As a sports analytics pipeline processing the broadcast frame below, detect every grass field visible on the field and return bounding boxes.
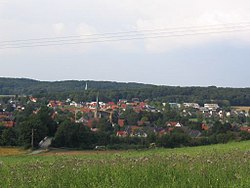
[0,141,250,187]
[0,147,27,156]
[232,106,250,112]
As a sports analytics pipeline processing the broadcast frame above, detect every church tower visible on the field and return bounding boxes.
[94,94,100,119]
[85,82,88,91]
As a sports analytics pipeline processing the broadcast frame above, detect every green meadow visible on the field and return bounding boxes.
[0,141,250,188]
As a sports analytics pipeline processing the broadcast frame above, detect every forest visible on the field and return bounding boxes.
[0,77,250,106]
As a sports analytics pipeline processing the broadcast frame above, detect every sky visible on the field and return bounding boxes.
[0,0,250,87]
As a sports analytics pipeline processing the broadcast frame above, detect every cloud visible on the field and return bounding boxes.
[76,22,97,36]
[1,0,250,54]
[135,18,250,53]
[0,0,8,3]
[75,22,139,53]
[0,0,250,86]
[0,0,7,12]
[52,23,65,35]
[130,0,250,53]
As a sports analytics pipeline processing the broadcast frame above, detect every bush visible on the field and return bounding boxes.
[239,131,250,140]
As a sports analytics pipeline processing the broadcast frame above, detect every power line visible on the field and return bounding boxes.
[1,28,249,49]
[1,23,250,47]
[0,22,250,49]
[1,21,250,44]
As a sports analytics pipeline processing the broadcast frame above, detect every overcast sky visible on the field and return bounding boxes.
[0,0,250,87]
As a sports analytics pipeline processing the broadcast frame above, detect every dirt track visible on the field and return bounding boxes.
[38,149,126,156]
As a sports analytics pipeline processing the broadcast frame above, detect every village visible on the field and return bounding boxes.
[1,95,250,143]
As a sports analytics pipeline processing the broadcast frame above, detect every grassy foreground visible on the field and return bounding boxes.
[0,141,250,188]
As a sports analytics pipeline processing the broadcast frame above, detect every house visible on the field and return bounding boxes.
[167,127,175,133]
[116,131,128,137]
[47,100,64,108]
[199,107,209,113]
[111,105,119,110]
[240,127,250,133]
[201,124,209,131]
[91,128,99,132]
[1,121,15,128]
[75,117,88,124]
[118,119,125,127]
[204,104,219,111]
[66,98,71,103]
[29,97,37,103]
[226,112,231,117]
[108,102,115,105]
[169,103,181,108]
[132,98,140,102]
[181,126,201,138]
[144,105,160,112]
[139,102,146,108]
[183,103,200,109]
[70,101,77,106]
[218,110,224,118]
[166,122,183,127]
[159,129,167,136]
[154,127,165,134]
[154,127,173,135]
[188,130,202,138]
[120,104,127,110]
[118,99,127,103]
[16,106,25,111]
[137,120,150,126]
[126,126,147,137]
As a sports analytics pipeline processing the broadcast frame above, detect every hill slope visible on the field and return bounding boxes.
[0,77,153,94]
[0,141,250,187]
[0,77,250,106]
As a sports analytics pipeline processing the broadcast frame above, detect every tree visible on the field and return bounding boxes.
[240,131,250,140]
[78,125,95,149]
[53,120,95,149]
[123,109,140,125]
[53,120,79,148]
[76,111,83,120]
[96,118,113,132]
[111,110,118,124]
[211,121,232,134]
[1,128,18,146]
[6,104,14,112]
[14,103,36,125]
[18,116,48,148]
[36,106,57,136]
[54,109,73,124]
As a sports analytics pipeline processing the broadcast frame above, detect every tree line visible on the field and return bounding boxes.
[1,78,250,106]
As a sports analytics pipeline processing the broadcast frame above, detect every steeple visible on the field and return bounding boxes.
[94,93,100,118]
[96,94,99,109]
[85,82,88,91]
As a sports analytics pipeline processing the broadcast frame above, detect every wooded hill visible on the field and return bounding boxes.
[0,77,250,106]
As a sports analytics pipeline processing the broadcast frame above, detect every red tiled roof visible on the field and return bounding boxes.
[167,122,178,127]
[118,119,125,127]
[116,131,127,137]
[202,124,209,131]
[240,127,250,133]
[1,121,15,128]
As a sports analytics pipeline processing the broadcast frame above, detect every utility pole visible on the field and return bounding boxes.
[31,128,34,150]
[75,109,77,122]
